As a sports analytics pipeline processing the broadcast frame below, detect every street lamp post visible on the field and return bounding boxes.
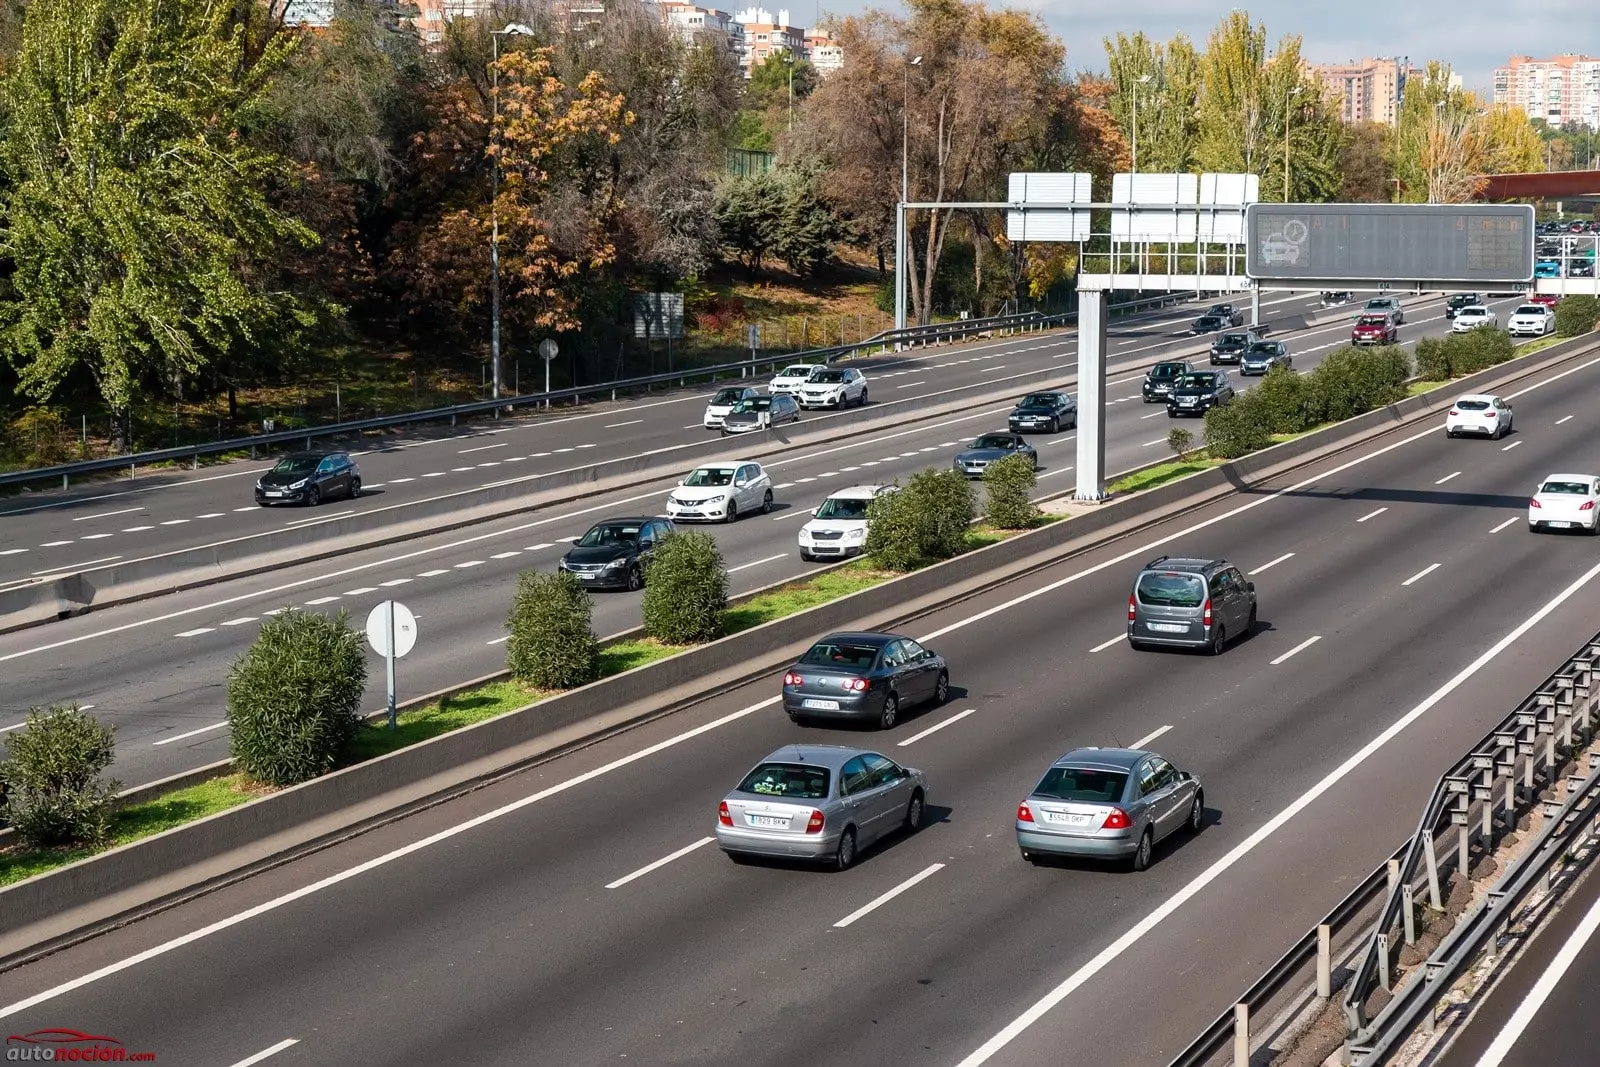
[489,23,534,406]
[1132,73,1152,174]
[894,54,922,335]
[1284,84,1302,202]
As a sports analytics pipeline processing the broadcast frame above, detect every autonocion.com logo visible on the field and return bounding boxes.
[5,1029,156,1061]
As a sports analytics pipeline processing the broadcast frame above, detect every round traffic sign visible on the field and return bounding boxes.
[538,338,559,361]
[365,600,417,659]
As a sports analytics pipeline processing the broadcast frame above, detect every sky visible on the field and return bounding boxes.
[810,0,1597,94]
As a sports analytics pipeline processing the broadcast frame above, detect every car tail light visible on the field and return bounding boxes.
[1530,498,1542,508]
[718,801,733,827]
[784,671,803,686]
[844,678,868,692]
[1449,410,1459,417]
[1016,803,1034,823]
[1101,808,1133,830]
[1583,501,1596,511]
[805,809,825,834]
[1128,594,1137,621]
[1485,411,1497,418]
[1203,599,1213,627]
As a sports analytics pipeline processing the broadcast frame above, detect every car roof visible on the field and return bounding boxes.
[692,460,758,469]
[814,631,899,646]
[1543,473,1598,482]
[585,516,667,526]
[1455,393,1500,402]
[1050,747,1151,772]
[754,744,877,772]
[777,364,815,374]
[824,484,893,500]
[282,450,338,460]
[1139,555,1226,573]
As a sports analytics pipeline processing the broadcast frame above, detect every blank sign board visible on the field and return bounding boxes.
[1111,173,1199,242]
[1245,204,1535,283]
[1006,172,1091,242]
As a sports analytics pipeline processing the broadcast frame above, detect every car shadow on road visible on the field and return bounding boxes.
[1026,808,1222,874]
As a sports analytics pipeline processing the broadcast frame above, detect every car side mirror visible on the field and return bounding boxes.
[810,506,818,515]
[1246,582,1256,594]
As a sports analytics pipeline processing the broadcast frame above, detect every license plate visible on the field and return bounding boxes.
[1552,521,1574,528]
[265,490,283,497]
[1180,400,1196,406]
[802,698,840,711]
[1148,622,1187,633]
[1044,812,1091,826]
[748,815,789,829]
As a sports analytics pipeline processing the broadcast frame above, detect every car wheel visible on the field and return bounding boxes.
[1047,417,1059,434]
[878,692,899,730]
[1131,827,1154,872]
[720,428,729,437]
[626,564,642,592]
[349,476,362,499]
[833,828,857,871]
[933,671,949,705]
[1187,790,1205,834]
[306,485,321,507]
[724,500,738,524]
[1209,624,1226,656]
[761,490,774,514]
[1445,429,1455,439]
[799,550,814,562]
[860,389,868,406]
[903,790,925,833]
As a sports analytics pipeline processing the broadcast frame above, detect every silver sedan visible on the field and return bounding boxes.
[717,744,928,870]
[1015,747,1203,871]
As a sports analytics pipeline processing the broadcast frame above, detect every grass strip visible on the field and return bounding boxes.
[1109,456,1224,495]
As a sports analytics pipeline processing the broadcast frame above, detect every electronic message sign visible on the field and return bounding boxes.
[1245,204,1534,284]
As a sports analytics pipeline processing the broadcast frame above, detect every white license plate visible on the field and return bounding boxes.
[748,815,789,829]
[802,698,840,711]
[1148,622,1187,633]
[1551,521,1574,528]
[264,490,283,497]
[1044,812,1091,826]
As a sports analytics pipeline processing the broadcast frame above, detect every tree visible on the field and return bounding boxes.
[1104,31,1202,174]
[506,570,600,689]
[641,531,728,644]
[983,452,1038,528]
[1338,121,1394,202]
[866,468,973,569]
[1387,63,1542,203]
[0,0,327,449]
[715,173,785,272]
[773,166,849,275]
[0,704,119,849]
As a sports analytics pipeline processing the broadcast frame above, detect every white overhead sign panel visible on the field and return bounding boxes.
[1111,173,1199,242]
[1197,173,1259,243]
[1006,171,1092,243]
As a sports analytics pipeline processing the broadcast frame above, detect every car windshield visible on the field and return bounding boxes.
[1218,333,1249,345]
[1357,316,1387,327]
[1247,343,1276,354]
[1150,363,1186,379]
[799,641,880,668]
[576,522,641,547]
[1017,393,1057,409]
[738,762,831,800]
[1209,306,1231,314]
[711,387,746,405]
[1032,766,1128,803]
[1453,400,1490,411]
[815,497,870,520]
[1514,306,1544,316]
[684,467,736,487]
[1177,374,1217,390]
[779,366,811,379]
[1137,571,1205,607]
[729,398,771,414]
[271,456,321,474]
[1540,481,1592,495]
[809,370,844,383]
[1366,299,1391,308]
[1195,317,1220,326]
[1459,308,1486,317]
[972,435,1015,450]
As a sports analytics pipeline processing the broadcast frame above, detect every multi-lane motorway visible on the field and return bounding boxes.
[1,322,1597,1065]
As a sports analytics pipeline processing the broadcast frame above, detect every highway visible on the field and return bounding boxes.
[0,294,1533,790]
[2,337,1598,1066]
[0,293,1325,585]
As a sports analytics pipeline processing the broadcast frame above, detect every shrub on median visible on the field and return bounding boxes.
[1415,330,1516,381]
[1249,364,1319,435]
[0,704,119,849]
[642,531,728,644]
[507,571,599,689]
[1307,345,1409,423]
[867,467,974,570]
[983,452,1038,529]
[1202,396,1271,459]
[1555,295,1600,338]
[226,608,367,786]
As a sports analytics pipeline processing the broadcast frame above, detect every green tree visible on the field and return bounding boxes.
[0,704,119,849]
[772,166,849,275]
[983,452,1038,529]
[1555,296,1600,337]
[715,172,784,273]
[0,0,327,448]
[641,531,728,644]
[506,571,600,690]
[1202,396,1271,459]
[1104,31,1202,174]
[866,468,973,570]
[1338,121,1394,202]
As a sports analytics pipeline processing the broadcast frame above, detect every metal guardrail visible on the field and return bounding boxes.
[0,293,1199,491]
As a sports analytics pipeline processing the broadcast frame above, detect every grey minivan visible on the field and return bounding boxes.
[1127,556,1256,654]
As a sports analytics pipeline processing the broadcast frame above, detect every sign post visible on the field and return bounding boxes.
[365,600,418,730]
[538,338,559,408]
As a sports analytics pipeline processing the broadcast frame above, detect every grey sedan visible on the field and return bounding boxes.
[953,432,1038,478]
[783,632,950,729]
[716,745,928,870]
[1015,747,1203,871]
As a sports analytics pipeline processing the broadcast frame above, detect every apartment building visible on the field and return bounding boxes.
[732,7,805,72]
[1494,54,1600,130]
[661,2,742,45]
[804,30,843,76]
[1307,57,1409,125]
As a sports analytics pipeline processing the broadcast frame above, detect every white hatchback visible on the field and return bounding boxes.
[798,485,896,562]
[666,461,775,523]
[703,385,760,429]
[1443,393,1513,439]
[1529,474,1600,534]
[1451,306,1497,332]
[1507,304,1555,337]
[769,364,817,396]
[797,366,868,409]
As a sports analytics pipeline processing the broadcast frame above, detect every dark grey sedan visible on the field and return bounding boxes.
[1239,341,1291,376]
[953,432,1038,478]
[783,632,950,729]
[255,451,360,506]
[1016,747,1204,871]
[721,394,801,435]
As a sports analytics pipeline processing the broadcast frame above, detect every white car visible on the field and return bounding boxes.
[665,461,774,523]
[798,485,897,562]
[769,364,818,396]
[1451,306,1497,332]
[1444,393,1513,439]
[796,366,868,409]
[1529,474,1600,534]
[703,385,760,429]
[1507,304,1556,337]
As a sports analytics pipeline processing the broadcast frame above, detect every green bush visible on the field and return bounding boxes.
[1555,295,1600,338]
[1450,328,1516,375]
[1307,346,1408,423]
[866,467,974,569]
[1414,336,1453,381]
[226,608,367,786]
[1250,364,1319,434]
[506,571,599,689]
[641,531,728,644]
[1166,427,1194,459]
[983,452,1038,529]
[0,705,119,849]
[1202,396,1272,459]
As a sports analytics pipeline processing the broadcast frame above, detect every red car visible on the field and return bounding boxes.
[1351,313,1398,345]
[1529,293,1560,309]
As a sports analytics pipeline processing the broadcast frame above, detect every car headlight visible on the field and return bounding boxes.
[604,558,628,570]
[846,527,865,539]
[290,478,308,489]
[798,528,812,542]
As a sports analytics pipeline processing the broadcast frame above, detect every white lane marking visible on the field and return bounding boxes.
[729,553,788,572]
[1270,636,1322,665]
[842,465,860,472]
[578,443,597,449]
[860,460,879,466]
[454,560,484,569]
[458,442,506,454]
[1129,724,1172,750]
[284,510,353,526]
[263,608,288,616]
[818,471,839,478]
[773,482,796,489]
[32,555,121,575]
[233,506,257,512]
[1402,563,1441,587]
[773,509,813,521]
[380,578,412,587]
[833,863,946,929]
[490,551,521,559]
[1356,507,1388,523]
[121,525,155,532]
[556,535,580,543]
[796,477,817,483]
[196,512,226,519]
[79,532,114,539]
[158,519,189,526]
[304,596,340,605]
[73,507,143,521]
[388,477,416,483]
[896,381,927,388]
[0,695,784,1018]
[952,555,1600,1066]
[417,569,450,578]
[526,543,554,551]
[1491,517,1521,533]
[40,540,72,547]
[1249,552,1295,575]
[1090,635,1125,653]
[174,627,215,638]
[1140,438,1167,447]
[343,587,379,596]
[451,466,474,472]
[0,722,25,733]
[1501,440,1522,451]
[486,635,509,645]
[476,461,501,467]
[604,837,715,889]
[1469,883,1600,1067]
[530,452,551,458]
[1435,471,1462,485]
[1140,411,1164,419]
[226,1038,300,1066]
[898,708,978,747]
[0,548,28,555]
[604,419,644,429]
[220,618,257,627]
[1557,414,1575,424]
[422,472,445,477]
[555,448,575,453]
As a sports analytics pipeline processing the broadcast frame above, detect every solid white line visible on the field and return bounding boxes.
[833,864,946,928]
[459,442,506,453]
[1557,414,1575,424]
[284,510,352,526]
[729,553,788,572]
[897,708,978,747]
[73,507,143,521]
[1402,563,1441,587]
[32,555,121,575]
[1270,636,1322,665]
[174,627,215,638]
[1129,724,1172,750]
[1491,517,1521,534]
[604,419,644,429]
[1090,635,1125,653]
[1501,440,1522,451]
[226,1038,299,1067]
[0,695,783,1018]
[896,381,927,388]
[1356,507,1388,523]
[604,837,715,889]
[1435,471,1462,485]
[152,721,229,745]
[1470,885,1600,1067]
[1140,411,1163,419]
[1249,552,1295,575]
[0,548,27,555]
[952,556,1600,1066]
[304,596,340,605]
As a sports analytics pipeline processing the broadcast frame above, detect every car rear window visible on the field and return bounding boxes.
[1540,481,1591,495]
[1137,571,1205,607]
[800,641,880,668]
[1033,767,1128,803]
[739,762,831,799]
[1454,400,1490,410]
[730,398,771,413]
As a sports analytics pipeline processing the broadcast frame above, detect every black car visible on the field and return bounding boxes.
[1167,372,1234,417]
[1143,360,1195,403]
[1320,291,1352,306]
[1239,341,1291,376]
[1445,293,1481,319]
[1573,260,1596,278]
[1008,391,1078,434]
[557,517,673,591]
[1209,329,1261,365]
[1206,303,1244,327]
[782,631,951,729]
[1189,314,1225,335]
[255,451,360,506]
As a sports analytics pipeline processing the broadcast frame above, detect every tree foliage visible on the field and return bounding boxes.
[1338,121,1394,202]
[506,570,600,690]
[641,531,728,644]
[866,467,973,570]
[1555,296,1600,338]
[1390,63,1543,203]
[982,452,1038,529]
[0,704,119,849]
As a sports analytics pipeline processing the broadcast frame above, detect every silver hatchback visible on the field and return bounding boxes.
[716,745,928,871]
[1016,747,1204,871]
